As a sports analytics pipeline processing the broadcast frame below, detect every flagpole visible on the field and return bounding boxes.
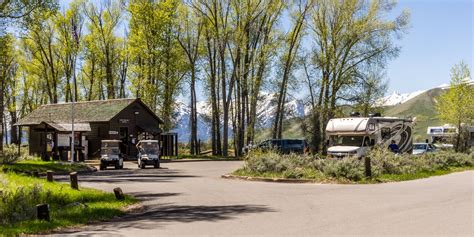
[71,18,79,163]
[71,92,75,162]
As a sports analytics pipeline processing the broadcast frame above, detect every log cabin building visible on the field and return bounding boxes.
[15,98,178,160]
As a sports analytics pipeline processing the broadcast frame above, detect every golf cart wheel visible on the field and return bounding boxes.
[99,165,105,170]
[119,164,124,169]
[140,162,146,169]
[115,163,121,169]
[154,162,160,169]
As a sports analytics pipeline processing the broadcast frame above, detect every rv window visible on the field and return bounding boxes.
[381,127,391,139]
[444,128,456,134]
[331,136,364,147]
[430,128,443,134]
[368,123,375,131]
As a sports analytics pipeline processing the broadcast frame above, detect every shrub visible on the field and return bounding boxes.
[240,148,473,182]
[321,157,365,181]
[367,148,473,176]
[0,145,31,164]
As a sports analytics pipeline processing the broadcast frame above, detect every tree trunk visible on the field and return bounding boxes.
[189,68,198,155]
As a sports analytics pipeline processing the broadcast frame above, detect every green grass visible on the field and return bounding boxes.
[233,166,473,184]
[1,160,94,173]
[0,172,136,235]
[376,167,474,182]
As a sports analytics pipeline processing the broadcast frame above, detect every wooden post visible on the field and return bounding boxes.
[36,204,50,221]
[175,133,178,157]
[46,171,54,182]
[198,139,201,155]
[70,172,79,190]
[113,187,125,200]
[17,125,21,156]
[364,156,372,178]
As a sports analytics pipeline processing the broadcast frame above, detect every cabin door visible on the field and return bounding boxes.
[119,127,129,156]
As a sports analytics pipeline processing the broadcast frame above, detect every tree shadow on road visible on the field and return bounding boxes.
[56,168,199,183]
[64,204,275,234]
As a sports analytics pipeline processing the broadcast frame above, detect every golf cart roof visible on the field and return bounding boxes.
[101,140,121,143]
[138,140,159,143]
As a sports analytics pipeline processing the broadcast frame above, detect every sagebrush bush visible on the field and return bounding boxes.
[241,148,473,182]
[0,145,31,164]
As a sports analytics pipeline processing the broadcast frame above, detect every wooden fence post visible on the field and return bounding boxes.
[70,172,79,190]
[36,204,50,221]
[46,171,54,182]
[364,156,372,178]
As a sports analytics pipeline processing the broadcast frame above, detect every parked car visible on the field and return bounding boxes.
[99,140,124,170]
[252,139,307,154]
[412,143,436,155]
[137,140,160,169]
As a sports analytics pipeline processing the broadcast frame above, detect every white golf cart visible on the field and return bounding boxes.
[137,140,160,169]
[99,140,124,170]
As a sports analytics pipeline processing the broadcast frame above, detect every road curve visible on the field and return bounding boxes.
[58,161,473,236]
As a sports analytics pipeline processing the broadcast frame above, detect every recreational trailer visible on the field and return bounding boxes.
[326,115,413,158]
[427,124,474,149]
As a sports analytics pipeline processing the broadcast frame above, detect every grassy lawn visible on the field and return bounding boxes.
[1,160,95,173]
[232,166,474,184]
[0,172,136,235]
[375,167,474,182]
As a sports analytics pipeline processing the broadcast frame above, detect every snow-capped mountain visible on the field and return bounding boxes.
[378,90,427,106]
[379,78,473,107]
[173,78,473,142]
[171,93,306,142]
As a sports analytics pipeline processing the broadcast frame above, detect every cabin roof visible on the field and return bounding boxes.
[15,98,163,126]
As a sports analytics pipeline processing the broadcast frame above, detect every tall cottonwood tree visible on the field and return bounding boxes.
[272,0,311,140]
[178,2,202,155]
[129,0,186,131]
[56,0,83,102]
[436,62,474,153]
[0,34,18,150]
[83,0,123,99]
[307,0,409,152]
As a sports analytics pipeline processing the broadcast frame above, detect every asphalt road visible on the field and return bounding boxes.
[58,161,473,236]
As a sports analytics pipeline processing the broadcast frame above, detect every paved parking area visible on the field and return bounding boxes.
[59,161,473,236]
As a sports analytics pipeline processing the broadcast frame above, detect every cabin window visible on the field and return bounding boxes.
[368,123,375,131]
[381,127,391,139]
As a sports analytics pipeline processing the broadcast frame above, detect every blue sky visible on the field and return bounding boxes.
[386,0,473,93]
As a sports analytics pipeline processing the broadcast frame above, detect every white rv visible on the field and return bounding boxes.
[326,115,413,158]
[427,124,474,149]
[426,125,456,148]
